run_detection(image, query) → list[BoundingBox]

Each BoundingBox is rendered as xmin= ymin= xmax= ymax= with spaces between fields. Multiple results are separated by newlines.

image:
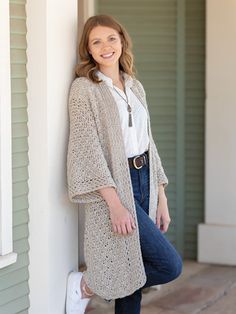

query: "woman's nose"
xmin=101 ymin=41 xmax=111 ymax=49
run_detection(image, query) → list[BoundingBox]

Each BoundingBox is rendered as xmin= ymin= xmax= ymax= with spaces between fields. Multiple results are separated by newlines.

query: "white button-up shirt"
xmin=96 ymin=70 xmax=149 ymax=158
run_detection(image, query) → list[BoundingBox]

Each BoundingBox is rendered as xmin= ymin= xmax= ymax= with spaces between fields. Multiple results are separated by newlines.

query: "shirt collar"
xmin=96 ymin=70 xmax=133 ymax=89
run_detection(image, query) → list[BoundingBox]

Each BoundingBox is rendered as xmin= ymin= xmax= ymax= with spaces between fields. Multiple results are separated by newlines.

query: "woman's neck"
xmin=99 ymin=66 xmax=124 ymax=90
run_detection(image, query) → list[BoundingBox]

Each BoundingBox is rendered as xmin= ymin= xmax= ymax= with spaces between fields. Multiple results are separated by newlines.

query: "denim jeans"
xmin=114 ymin=163 xmax=182 ymax=314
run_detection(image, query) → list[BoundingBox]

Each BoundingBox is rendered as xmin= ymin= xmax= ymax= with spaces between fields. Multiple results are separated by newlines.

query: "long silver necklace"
xmin=113 ymin=86 xmax=133 ymax=127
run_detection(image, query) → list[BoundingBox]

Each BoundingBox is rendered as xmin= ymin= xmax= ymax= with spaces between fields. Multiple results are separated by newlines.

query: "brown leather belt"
xmin=128 ymin=151 xmax=149 ymax=169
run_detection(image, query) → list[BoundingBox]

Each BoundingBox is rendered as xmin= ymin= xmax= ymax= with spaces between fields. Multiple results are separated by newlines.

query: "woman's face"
xmin=88 ymin=25 xmax=122 ymax=72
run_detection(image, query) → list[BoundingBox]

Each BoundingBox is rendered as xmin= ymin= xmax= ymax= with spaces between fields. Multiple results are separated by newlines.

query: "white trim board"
xmin=0 ymin=0 xmax=17 ymax=268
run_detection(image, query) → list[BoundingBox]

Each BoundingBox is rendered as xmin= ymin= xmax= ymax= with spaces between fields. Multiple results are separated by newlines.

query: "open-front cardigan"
xmin=67 ymin=76 xmax=168 ymax=300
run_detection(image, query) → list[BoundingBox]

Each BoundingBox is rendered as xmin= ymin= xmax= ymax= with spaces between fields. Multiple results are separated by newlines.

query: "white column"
xmin=27 ymin=1 xmax=78 ymax=313
xmin=198 ymin=0 xmax=236 ymax=265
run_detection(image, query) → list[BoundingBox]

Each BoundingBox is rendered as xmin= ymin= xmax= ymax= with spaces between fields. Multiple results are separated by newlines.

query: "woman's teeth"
xmin=101 ymin=52 xmax=114 ymax=58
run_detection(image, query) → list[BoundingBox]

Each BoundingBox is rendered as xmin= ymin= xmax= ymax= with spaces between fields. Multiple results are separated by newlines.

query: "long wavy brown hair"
xmin=75 ymin=15 xmax=135 ymax=83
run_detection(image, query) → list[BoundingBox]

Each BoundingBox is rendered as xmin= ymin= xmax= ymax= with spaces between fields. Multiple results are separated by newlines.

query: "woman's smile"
xmin=100 ymin=52 xmax=115 ymax=59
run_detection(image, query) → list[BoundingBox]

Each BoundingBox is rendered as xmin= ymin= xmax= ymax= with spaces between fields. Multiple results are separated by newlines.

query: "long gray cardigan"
xmin=67 ymin=75 xmax=168 ymax=300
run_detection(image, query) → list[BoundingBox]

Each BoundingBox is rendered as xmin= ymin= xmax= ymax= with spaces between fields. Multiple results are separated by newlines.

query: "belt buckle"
xmin=133 ymin=155 xmax=143 ymax=169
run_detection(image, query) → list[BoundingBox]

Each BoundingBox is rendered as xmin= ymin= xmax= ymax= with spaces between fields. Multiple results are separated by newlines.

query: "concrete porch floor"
xmin=86 ymin=260 xmax=236 ymax=314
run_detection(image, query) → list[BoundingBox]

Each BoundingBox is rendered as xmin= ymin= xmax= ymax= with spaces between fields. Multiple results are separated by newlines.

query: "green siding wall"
xmin=184 ymin=0 xmax=205 ymax=258
xmin=97 ymin=0 xmax=205 ymax=258
xmin=0 ymin=0 xmax=30 ymax=313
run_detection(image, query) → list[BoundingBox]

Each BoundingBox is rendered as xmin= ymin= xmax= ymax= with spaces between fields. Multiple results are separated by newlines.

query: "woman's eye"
xmin=93 ymin=40 xmax=100 ymax=45
xmin=109 ymin=37 xmax=117 ymax=41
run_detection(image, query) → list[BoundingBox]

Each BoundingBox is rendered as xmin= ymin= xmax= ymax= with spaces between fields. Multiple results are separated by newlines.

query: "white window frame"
xmin=0 ymin=0 xmax=17 ymax=268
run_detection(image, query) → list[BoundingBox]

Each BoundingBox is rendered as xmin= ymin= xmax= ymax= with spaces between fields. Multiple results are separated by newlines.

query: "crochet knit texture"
xmin=67 ymin=76 xmax=168 ymax=299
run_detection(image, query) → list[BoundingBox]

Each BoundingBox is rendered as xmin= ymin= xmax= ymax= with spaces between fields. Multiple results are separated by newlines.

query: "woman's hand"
xmin=156 ymin=185 xmax=171 ymax=233
xmin=109 ymin=204 xmax=136 ymax=236
xmin=98 ymin=186 xmax=136 ymax=235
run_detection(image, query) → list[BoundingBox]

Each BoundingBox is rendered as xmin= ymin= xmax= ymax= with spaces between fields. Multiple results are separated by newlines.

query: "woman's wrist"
xmin=158 ymin=184 xmax=167 ymax=201
xmin=98 ymin=186 xmax=122 ymax=211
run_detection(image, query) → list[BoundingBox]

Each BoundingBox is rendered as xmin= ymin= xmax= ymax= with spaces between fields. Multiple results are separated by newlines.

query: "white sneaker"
xmin=66 ymin=271 xmax=91 ymax=314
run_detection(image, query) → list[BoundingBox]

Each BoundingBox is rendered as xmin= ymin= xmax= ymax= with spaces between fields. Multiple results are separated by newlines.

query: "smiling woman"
xmin=66 ymin=14 xmax=182 ymax=314
xmin=76 ymin=15 xmax=134 ymax=83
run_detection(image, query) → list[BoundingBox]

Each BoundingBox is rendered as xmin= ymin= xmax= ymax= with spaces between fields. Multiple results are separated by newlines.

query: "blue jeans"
xmin=114 ymin=163 xmax=182 ymax=314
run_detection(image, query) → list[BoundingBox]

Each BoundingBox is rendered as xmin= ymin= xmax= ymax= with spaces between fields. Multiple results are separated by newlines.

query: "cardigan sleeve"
xmin=151 ymin=137 xmax=169 ymax=188
xmin=134 ymin=79 xmax=169 ymax=188
xmin=67 ymin=79 xmax=116 ymax=203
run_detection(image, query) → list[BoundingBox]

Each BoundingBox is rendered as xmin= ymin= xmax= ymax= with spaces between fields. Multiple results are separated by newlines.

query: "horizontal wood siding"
xmin=184 ymin=0 xmax=205 ymax=259
xmin=0 ymin=0 xmax=30 ymax=313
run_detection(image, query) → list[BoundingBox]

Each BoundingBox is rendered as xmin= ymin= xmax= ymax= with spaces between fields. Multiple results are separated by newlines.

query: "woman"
xmin=66 ymin=14 xmax=182 ymax=314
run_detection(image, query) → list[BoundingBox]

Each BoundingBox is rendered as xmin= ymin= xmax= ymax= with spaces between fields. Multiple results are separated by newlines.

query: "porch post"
xmin=198 ymin=0 xmax=236 ymax=265
xmin=27 ymin=0 xmax=78 ymax=313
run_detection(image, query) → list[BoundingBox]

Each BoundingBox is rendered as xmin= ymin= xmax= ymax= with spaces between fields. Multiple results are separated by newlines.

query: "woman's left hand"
xmin=156 ymin=185 xmax=171 ymax=233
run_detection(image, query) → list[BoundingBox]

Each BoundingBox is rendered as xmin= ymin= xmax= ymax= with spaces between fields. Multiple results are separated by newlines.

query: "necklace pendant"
xmin=113 ymin=86 xmax=133 ymax=127
xmin=128 ymin=112 xmax=133 ymax=127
